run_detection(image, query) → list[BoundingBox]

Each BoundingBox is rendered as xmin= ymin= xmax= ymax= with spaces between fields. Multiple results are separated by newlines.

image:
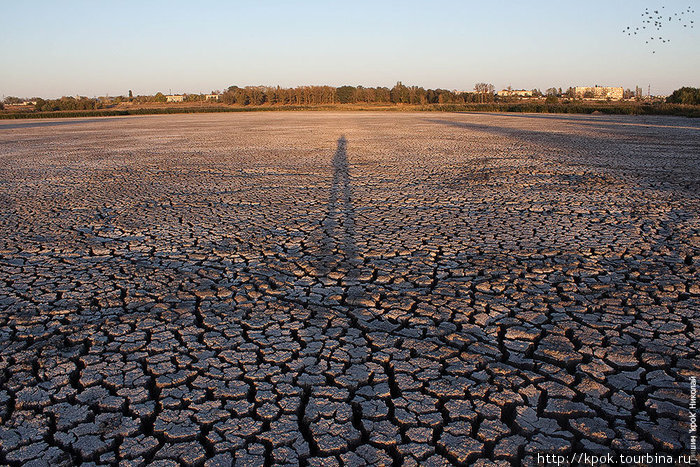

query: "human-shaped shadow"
xmin=317 ymin=136 xmax=360 ymax=276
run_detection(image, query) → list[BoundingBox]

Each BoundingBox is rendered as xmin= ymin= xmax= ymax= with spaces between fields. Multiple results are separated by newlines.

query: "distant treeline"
xmin=33 ymin=97 xmax=103 ymax=112
xmin=2 ymin=102 xmax=700 ymax=120
xmin=3 ymin=82 xmax=501 ymax=112
xmin=2 ymin=85 xmax=699 ymax=117
xmin=219 ymin=82 xmax=497 ymax=105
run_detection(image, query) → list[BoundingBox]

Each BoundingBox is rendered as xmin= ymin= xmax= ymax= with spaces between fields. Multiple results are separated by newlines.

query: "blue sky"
xmin=1 ymin=0 xmax=698 ymax=98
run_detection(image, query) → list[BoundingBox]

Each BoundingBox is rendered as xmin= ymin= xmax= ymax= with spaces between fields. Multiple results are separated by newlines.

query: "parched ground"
xmin=0 ymin=112 xmax=698 ymax=466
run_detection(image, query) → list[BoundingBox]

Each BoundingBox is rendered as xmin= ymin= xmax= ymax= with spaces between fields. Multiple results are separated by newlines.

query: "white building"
xmin=497 ymin=89 xmax=533 ymax=97
xmin=574 ymin=86 xmax=624 ymax=100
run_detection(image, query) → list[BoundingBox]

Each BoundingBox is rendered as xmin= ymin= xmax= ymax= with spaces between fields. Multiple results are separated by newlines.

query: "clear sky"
xmin=1 ymin=0 xmax=698 ymax=98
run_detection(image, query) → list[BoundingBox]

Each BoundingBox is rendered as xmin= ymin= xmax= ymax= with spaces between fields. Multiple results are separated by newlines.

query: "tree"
xmin=238 ymin=89 xmax=250 ymax=106
xmin=438 ymin=91 xmax=452 ymax=104
xmin=4 ymin=96 xmax=23 ymax=105
xmin=221 ymin=86 xmax=240 ymax=104
xmin=474 ymin=83 xmax=494 ymax=103
xmin=666 ymin=87 xmax=700 ymax=105
xmin=128 ymin=90 xmax=133 ymax=100
xmin=546 ymin=87 xmax=558 ymax=96
xmin=336 ymin=86 xmax=355 ymax=104
xmin=247 ymin=86 xmax=266 ymax=106
xmin=390 ymin=82 xmax=410 ymax=104
xmin=153 ymin=92 xmax=167 ymax=103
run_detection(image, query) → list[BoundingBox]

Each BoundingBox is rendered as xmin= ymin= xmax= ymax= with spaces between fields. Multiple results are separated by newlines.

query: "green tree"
xmin=247 ymin=87 xmax=266 ymax=106
xmin=390 ymin=82 xmax=409 ymax=104
xmin=439 ymin=90 xmax=449 ymax=103
xmin=34 ymin=97 xmax=53 ymax=111
xmin=221 ymin=86 xmax=239 ymax=104
xmin=336 ymin=86 xmax=355 ymax=104
xmin=666 ymin=87 xmax=700 ymax=105
xmin=31 ymin=96 xmax=102 ymax=111
xmin=238 ymin=90 xmax=250 ymax=106
xmin=153 ymin=92 xmax=167 ymax=103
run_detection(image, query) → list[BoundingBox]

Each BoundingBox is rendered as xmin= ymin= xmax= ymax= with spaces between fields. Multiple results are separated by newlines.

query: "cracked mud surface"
xmin=0 ymin=112 xmax=698 ymax=466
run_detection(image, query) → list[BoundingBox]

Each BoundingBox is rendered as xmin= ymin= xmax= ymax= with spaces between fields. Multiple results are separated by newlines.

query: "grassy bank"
xmin=2 ymin=102 xmax=699 ymax=119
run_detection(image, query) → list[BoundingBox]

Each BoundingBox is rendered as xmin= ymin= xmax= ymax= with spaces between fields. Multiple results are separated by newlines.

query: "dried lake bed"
xmin=0 ymin=112 xmax=698 ymax=465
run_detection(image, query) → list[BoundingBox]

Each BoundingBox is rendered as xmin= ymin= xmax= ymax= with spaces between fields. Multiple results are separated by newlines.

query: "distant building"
xmin=575 ymin=86 xmax=623 ymax=100
xmin=205 ymin=94 xmax=220 ymax=101
xmin=497 ymin=89 xmax=533 ymax=97
xmin=166 ymin=94 xmax=184 ymax=103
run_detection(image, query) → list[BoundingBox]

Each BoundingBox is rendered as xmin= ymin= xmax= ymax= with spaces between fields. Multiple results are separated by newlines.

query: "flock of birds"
xmin=623 ymin=5 xmax=695 ymax=53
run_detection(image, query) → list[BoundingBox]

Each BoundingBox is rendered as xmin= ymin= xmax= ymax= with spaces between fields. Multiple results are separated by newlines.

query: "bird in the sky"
xmin=623 ymin=5 xmax=696 ymax=54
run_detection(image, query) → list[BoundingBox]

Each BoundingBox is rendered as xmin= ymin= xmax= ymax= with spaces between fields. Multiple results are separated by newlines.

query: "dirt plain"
xmin=0 ymin=112 xmax=698 ymax=466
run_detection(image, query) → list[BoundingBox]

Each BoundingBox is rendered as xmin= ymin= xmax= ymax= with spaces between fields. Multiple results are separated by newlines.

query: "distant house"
xmin=497 ymin=89 xmax=533 ymax=97
xmin=574 ymin=86 xmax=623 ymax=100
xmin=205 ymin=94 xmax=220 ymax=101
xmin=166 ymin=94 xmax=184 ymax=103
